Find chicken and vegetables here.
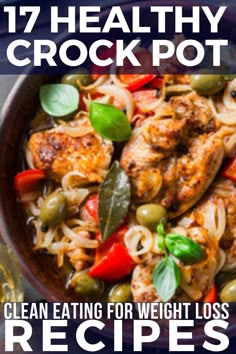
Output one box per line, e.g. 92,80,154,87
14,58,236,303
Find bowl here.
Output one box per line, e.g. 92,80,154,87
0,74,78,302
1,0,236,348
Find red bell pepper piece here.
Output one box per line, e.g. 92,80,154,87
117,48,157,91
89,224,135,281
88,242,136,281
133,89,158,113
14,169,45,202
150,76,164,89
203,285,217,303
85,194,134,281
222,157,236,182
85,194,99,223
95,224,128,247
119,74,157,92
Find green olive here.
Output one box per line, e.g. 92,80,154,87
216,271,236,290
224,75,236,81
108,282,132,302
40,191,68,227
31,109,49,130
220,279,236,302
61,68,93,88
190,74,225,95
136,204,167,231
74,271,104,300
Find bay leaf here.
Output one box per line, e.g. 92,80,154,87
98,160,131,242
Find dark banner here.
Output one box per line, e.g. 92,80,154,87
1,302,236,353
0,0,235,74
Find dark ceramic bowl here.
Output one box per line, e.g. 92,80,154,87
0,75,73,301
1,0,236,348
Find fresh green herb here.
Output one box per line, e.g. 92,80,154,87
152,256,180,302
98,161,131,242
40,84,79,117
89,101,131,142
165,233,205,264
157,222,165,238
153,222,205,301
157,234,166,252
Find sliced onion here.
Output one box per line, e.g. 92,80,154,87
82,94,113,111
215,199,226,240
169,226,187,236
28,202,41,216
178,217,194,229
203,202,217,238
61,171,87,191
97,84,134,121
209,97,236,125
25,147,35,169
93,95,113,105
53,117,94,138
77,74,110,92
54,124,94,137
63,188,89,206
110,74,128,88
33,220,56,249
165,84,192,96
61,223,98,248
203,198,226,241
213,112,236,125
124,226,153,263
66,218,98,233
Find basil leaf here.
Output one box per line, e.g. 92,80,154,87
40,84,79,117
157,235,165,252
157,222,165,238
98,161,131,242
152,256,180,302
89,101,131,142
166,234,205,264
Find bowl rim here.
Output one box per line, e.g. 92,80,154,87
0,74,60,302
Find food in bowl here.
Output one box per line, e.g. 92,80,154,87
13,62,236,303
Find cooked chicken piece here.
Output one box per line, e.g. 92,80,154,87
187,177,236,270
120,93,224,218
165,135,223,217
131,226,219,302
170,92,220,133
27,119,113,183
132,253,163,302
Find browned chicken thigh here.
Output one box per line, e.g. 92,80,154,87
120,92,224,218
131,226,219,302
27,119,113,183
188,177,236,270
